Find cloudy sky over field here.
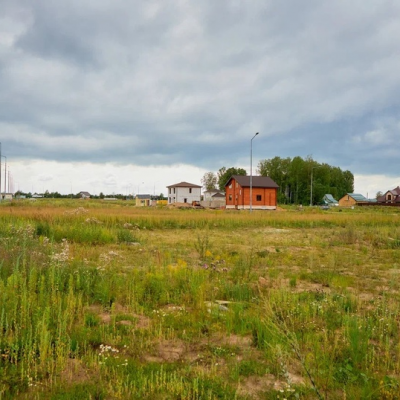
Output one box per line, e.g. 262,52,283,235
1,0,400,196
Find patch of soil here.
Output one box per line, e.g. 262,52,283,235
60,359,90,384
143,339,187,363
86,304,151,329
293,281,331,294
237,372,305,399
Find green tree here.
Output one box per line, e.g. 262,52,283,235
217,167,246,190
257,157,290,203
257,155,354,205
201,172,218,191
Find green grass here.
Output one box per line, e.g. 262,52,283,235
1,200,400,398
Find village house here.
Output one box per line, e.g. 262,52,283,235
338,193,369,207
0,193,13,201
79,191,91,199
201,189,226,208
203,189,225,201
167,182,201,204
377,186,400,204
322,194,339,206
225,175,278,210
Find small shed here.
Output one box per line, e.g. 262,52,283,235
136,194,152,207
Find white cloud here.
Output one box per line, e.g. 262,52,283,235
10,160,207,195
1,1,400,194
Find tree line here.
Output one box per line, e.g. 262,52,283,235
201,156,354,205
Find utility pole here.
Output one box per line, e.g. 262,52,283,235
250,132,259,212
0,142,2,196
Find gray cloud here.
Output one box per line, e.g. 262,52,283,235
1,0,400,182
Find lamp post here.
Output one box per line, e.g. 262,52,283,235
1,155,6,194
250,132,259,212
310,166,317,206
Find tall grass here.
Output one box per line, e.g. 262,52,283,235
0,201,400,398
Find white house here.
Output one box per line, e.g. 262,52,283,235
203,189,225,201
0,193,13,201
167,182,201,204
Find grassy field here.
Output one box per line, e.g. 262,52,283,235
1,199,400,399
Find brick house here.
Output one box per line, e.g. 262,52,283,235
338,193,369,207
377,187,400,204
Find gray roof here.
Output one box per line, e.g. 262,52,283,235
136,194,151,199
347,193,368,201
323,194,338,203
225,175,279,188
167,181,202,188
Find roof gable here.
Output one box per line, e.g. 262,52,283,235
225,175,279,188
348,193,368,201
323,194,338,203
167,181,202,188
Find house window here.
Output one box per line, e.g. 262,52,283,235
240,189,241,195
256,195,262,201
173,188,176,194
388,194,392,201
189,188,192,193
236,182,238,188
229,194,232,201
184,198,187,203
169,188,171,194
229,184,232,189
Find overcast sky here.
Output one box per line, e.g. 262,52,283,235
1,0,399,197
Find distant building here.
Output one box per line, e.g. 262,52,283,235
136,194,152,206
167,182,201,204
203,189,225,201
225,175,279,210
338,193,369,207
322,194,339,206
201,190,226,208
377,186,400,204
79,191,91,199
0,193,13,201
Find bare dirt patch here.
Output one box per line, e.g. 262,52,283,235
60,359,90,384
86,304,151,329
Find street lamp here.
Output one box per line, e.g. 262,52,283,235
1,155,6,194
250,132,259,212
310,166,318,206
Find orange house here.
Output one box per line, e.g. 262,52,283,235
225,175,279,210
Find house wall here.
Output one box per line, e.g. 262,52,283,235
225,178,277,210
385,191,394,203
200,199,226,208
0,193,13,201
338,195,357,207
168,187,201,204
136,198,151,206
